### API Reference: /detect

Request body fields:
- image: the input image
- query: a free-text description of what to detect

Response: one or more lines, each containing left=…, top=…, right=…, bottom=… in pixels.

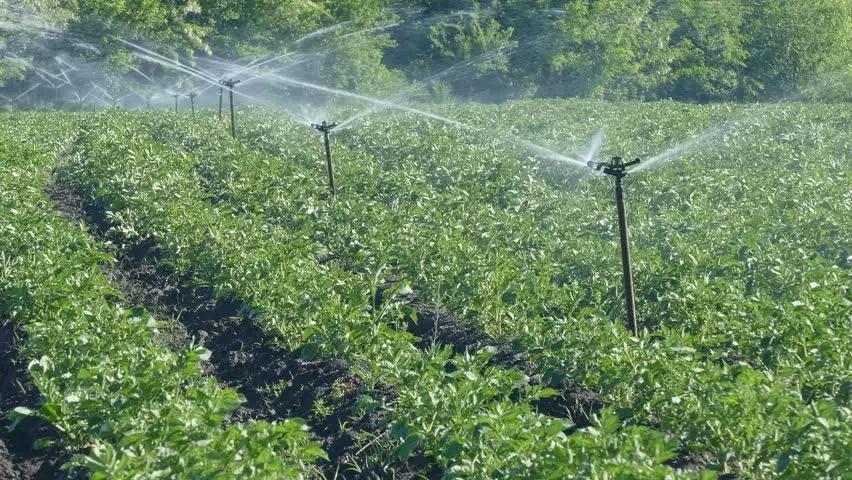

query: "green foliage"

left=653, top=0, right=750, bottom=101
left=57, top=109, right=699, bottom=478
left=307, top=33, right=407, bottom=96
left=1, top=98, right=848, bottom=477
left=545, top=0, right=667, bottom=99
left=741, top=0, right=852, bottom=101
left=206, top=99, right=847, bottom=478
left=0, top=112, right=326, bottom=478
left=3, top=0, right=850, bottom=102
left=193, top=0, right=327, bottom=55
left=385, top=0, right=850, bottom=101
left=426, top=14, right=516, bottom=98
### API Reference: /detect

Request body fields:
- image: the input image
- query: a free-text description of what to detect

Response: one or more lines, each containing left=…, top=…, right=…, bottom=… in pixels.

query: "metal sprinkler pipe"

left=146, top=95, right=152, bottom=109
left=218, top=86, right=223, bottom=121
left=188, top=92, right=197, bottom=116
left=590, top=156, right=642, bottom=336
left=311, top=121, right=338, bottom=195
left=220, top=79, right=241, bottom=138
left=172, top=94, right=179, bottom=113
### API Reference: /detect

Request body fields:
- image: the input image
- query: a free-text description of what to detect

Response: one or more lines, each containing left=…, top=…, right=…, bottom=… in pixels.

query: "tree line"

left=1, top=0, right=849, bottom=104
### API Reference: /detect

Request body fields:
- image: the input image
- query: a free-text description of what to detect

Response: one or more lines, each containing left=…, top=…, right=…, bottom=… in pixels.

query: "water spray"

left=51, top=84, right=62, bottom=107
left=311, top=121, right=338, bottom=195
left=14, top=83, right=41, bottom=102
left=590, top=156, right=642, bottom=336
left=220, top=78, right=241, bottom=138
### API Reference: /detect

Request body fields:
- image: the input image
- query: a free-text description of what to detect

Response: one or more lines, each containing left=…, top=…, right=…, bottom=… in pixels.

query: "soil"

left=374, top=280, right=603, bottom=429
left=378, top=281, right=720, bottom=474
left=1, top=323, right=87, bottom=480
left=45, top=175, right=713, bottom=478
left=46, top=178, right=436, bottom=479
left=665, top=449, right=717, bottom=471
left=415, top=304, right=604, bottom=427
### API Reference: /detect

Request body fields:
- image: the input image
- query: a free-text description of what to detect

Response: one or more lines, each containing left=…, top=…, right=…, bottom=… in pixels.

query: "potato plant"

left=149, top=100, right=849, bottom=479
left=57, top=111, right=702, bottom=479
left=0, top=113, right=326, bottom=479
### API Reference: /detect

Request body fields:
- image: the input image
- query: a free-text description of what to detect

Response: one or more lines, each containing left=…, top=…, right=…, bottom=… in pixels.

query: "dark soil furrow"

left=1, top=322, right=87, bottom=480
left=82, top=155, right=703, bottom=476
left=194, top=163, right=710, bottom=472
left=374, top=279, right=603, bottom=428
left=377, top=281, right=716, bottom=474
left=46, top=178, right=436, bottom=480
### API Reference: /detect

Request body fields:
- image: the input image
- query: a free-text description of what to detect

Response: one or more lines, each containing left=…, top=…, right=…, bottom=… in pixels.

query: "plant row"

left=58, top=111, right=701, bottom=479
left=144, top=101, right=849, bottom=478
left=0, top=113, right=326, bottom=479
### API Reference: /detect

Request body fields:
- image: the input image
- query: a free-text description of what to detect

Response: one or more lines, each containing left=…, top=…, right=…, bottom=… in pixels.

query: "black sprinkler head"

left=312, top=121, right=338, bottom=134
left=220, top=78, right=241, bottom=88
left=595, top=156, right=641, bottom=177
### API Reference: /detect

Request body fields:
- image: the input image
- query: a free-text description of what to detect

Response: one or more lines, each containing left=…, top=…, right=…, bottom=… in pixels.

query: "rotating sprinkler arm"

left=187, top=92, right=198, bottom=115
left=590, top=157, right=641, bottom=177
left=311, top=120, right=339, bottom=134
left=220, top=78, right=241, bottom=89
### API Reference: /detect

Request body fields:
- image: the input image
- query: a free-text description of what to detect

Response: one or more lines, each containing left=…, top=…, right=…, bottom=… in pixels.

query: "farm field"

left=1, top=99, right=850, bottom=479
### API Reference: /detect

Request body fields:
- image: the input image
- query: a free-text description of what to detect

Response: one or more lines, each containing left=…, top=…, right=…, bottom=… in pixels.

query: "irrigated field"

left=1, top=99, right=849, bottom=479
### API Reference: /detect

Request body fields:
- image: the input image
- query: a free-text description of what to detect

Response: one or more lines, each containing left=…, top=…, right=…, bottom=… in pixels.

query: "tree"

left=742, top=0, right=851, bottom=100
left=653, top=0, right=750, bottom=102
left=542, top=0, right=671, bottom=99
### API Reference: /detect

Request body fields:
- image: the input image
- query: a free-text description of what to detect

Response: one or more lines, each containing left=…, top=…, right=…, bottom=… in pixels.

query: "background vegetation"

left=1, top=0, right=850, bottom=102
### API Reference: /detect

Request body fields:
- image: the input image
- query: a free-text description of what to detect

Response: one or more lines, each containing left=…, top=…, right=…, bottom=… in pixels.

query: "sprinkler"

left=218, top=86, right=223, bottom=121
left=590, top=156, right=642, bottom=336
left=188, top=91, right=197, bottom=116
left=311, top=121, right=338, bottom=195
left=172, top=94, right=179, bottom=113
left=146, top=94, right=153, bottom=110
left=219, top=78, right=241, bottom=138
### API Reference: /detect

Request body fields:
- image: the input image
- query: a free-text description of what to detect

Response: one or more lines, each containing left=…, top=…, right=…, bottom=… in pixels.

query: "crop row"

left=434, top=99, right=851, bottom=402
left=139, top=101, right=849, bottom=479
left=58, top=111, right=699, bottom=478
left=0, top=113, right=326, bottom=479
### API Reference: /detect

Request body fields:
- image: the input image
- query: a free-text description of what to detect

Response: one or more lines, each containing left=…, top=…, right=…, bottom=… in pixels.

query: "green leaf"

left=776, top=451, right=791, bottom=473
left=397, top=435, right=422, bottom=461
left=300, top=343, right=318, bottom=361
